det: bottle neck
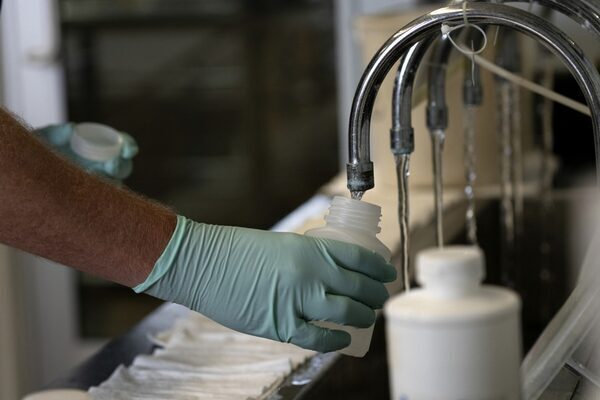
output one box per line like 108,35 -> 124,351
325,196 -> 382,235
416,246 -> 486,299
426,281 -> 481,299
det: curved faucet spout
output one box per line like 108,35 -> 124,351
448,0 -> 600,37
390,39 -> 433,156
390,0 -> 599,165
517,0 -> 600,37
427,37 -> 454,132
346,2 -> 600,195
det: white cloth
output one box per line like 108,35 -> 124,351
89,313 -> 315,399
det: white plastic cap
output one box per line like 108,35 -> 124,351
70,123 -> 123,162
416,246 -> 485,290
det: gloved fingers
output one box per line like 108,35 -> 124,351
326,268 -> 389,309
289,319 -> 351,353
319,239 -> 396,282
304,294 -> 376,328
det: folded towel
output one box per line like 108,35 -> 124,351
89,312 -> 315,399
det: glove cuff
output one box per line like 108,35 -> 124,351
133,214 -> 189,293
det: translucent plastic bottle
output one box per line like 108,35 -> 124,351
385,246 -> 522,399
305,196 -> 391,357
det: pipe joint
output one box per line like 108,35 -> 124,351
346,162 -> 375,192
390,127 -> 415,155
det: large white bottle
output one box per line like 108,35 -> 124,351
385,246 -> 522,400
306,196 -> 392,357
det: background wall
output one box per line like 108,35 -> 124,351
0,0 -> 100,396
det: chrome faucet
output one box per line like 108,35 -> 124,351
447,0 -> 600,37
346,2 -> 600,198
427,37 -> 454,246
388,0 -> 600,176
347,2 -> 600,398
386,0 -> 599,250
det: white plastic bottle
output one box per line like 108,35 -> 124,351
306,196 -> 391,357
385,246 -> 522,400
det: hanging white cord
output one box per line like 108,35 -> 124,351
441,3 -> 488,58
441,4 -> 592,117
472,55 -> 591,116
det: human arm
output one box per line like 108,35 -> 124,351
0,107 -> 175,286
0,107 -> 396,351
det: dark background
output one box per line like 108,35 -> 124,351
60,0 -> 339,338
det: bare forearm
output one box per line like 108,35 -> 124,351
0,108 -> 176,287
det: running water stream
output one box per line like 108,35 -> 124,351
395,154 -> 411,291
512,84 -> 524,246
497,80 -> 517,287
431,129 -> 446,248
539,62 -> 556,319
493,28 -> 523,288
464,105 -> 478,244
351,191 -> 364,201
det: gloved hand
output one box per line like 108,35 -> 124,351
135,216 -> 396,352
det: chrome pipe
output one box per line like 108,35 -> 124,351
347,2 -> 600,194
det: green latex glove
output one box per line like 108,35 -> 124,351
135,216 -> 396,352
